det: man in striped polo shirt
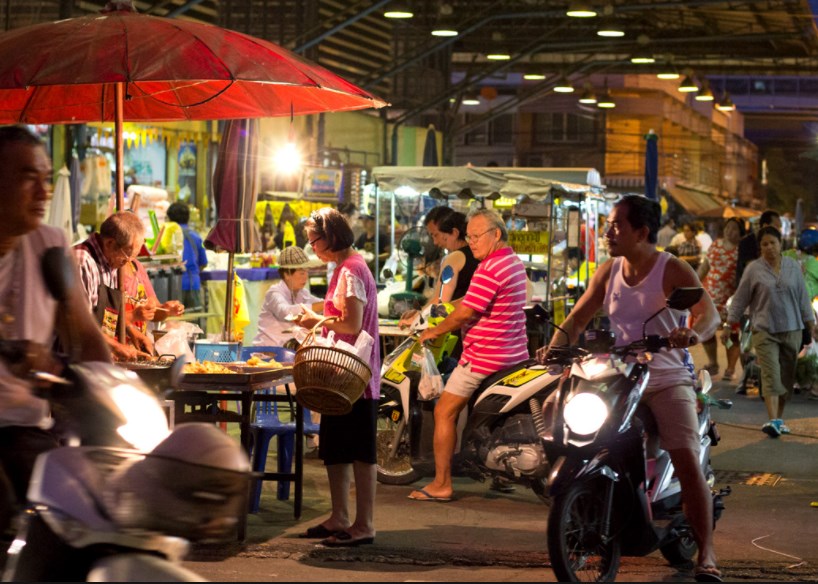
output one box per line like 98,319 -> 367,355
408,208 -> 528,502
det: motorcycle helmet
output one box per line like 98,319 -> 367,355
104,423 -> 252,541
798,228 -> 818,254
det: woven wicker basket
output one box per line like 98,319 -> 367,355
293,317 -> 372,416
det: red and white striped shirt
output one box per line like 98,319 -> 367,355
460,246 -> 529,374
73,233 -> 117,311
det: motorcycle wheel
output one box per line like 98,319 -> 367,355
376,385 -> 421,485
659,531 -> 697,567
547,480 -> 621,582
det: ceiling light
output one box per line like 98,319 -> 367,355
597,89 -> 615,108
384,3 -> 413,19
656,65 -> 680,80
630,54 -> 655,64
566,1 -> 598,17
695,82 -> 715,101
523,71 -> 547,81
678,75 -> 698,92
431,23 -> 458,37
487,52 -> 511,60
716,93 -> 735,112
462,94 -> 480,106
578,83 -> 597,104
596,17 -> 624,37
553,76 -> 575,93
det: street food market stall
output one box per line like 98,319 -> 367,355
369,166 -> 610,334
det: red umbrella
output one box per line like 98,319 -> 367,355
0,0 -> 387,209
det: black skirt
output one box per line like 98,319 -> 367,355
318,397 -> 378,465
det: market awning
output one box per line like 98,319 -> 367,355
664,185 -> 722,216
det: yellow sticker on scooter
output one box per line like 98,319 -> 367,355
501,368 -> 550,387
384,369 -> 406,383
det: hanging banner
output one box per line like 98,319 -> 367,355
303,166 -> 342,200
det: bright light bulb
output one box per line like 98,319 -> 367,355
274,142 -> 301,173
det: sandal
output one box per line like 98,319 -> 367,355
694,565 -> 723,582
722,369 -> 734,382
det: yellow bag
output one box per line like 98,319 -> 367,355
232,274 -> 250,341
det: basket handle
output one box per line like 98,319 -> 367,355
301,316 -> 339,347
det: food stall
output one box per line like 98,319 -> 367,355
369,165 -> 611,336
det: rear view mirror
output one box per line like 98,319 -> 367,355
666,287 -> 704,311
524,303 -> 551,322
41,247 -> 75,302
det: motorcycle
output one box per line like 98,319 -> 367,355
538,287 -> 732,581
376,300 -> 562,500
1,247 -> 253,582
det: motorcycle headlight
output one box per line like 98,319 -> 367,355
564,392 -> 608,435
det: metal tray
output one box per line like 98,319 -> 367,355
223,362 -> 294,374
181,366 -> 293,385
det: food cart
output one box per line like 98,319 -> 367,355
368,166 -> 611,335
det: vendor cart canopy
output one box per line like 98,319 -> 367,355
371,166 -> 603,199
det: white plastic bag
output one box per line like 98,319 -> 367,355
416,345 -> 443,401
155,328 -> 194,362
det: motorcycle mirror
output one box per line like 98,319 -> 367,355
438,265 -> 454,302
523,303 -> 551,322
666,287 -> 704,311
41,247 -> 75,302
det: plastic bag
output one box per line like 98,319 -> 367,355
155,328 -> 194,362
416,345 -> 443,401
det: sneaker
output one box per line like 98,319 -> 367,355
778,422 -> 791,435
761,421 -> 781,438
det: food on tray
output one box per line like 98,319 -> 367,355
245,356 -> 283,368
183,361 -> 234,374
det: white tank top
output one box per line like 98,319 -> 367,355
603,252 -> 695,391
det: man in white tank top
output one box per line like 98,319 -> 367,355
542,195 -> 721,581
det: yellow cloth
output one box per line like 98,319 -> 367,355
232,274 -> 250,342
158,221 -> 183,255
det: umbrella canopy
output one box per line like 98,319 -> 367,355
0,0 -> 387,209
644,130 -> 658,201
206,119 -> 260,255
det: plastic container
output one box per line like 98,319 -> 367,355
194,341 -> 241,362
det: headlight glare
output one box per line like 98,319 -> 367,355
564,393 -> 608,435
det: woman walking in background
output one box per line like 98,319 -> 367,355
724,226 -> 816,438
698,218 -> 745,381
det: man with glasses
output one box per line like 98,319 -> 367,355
74,211 -> 155,360
407,208 -> 529,502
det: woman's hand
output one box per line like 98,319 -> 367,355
132,300 -> 157,322
399,309 -> 419,328
294,304 -> 322,330
161,300 -> 185,317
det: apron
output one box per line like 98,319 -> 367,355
78,240 -> 124,340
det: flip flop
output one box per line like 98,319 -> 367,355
320,531 -> 375,547
407,488 -> 452,502
299,524 -> 339,539
694,565 -> 723,582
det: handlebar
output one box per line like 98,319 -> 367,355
536,334 -> 676,366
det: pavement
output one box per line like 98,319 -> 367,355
184,343 -> 818,582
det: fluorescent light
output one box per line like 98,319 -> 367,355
431,26 -> 458,37
716,94 -> 735,112
566,2 -> 597,17
578,84 -> 597,104
597,90 -> 615,108
462,95 -> 480,105
631,55 -> 655,64
678,75 -> 698,92
384,8 -> 413,19
523,72 -> 547,80
487,53 -> 511,60
553,77 -> 575,93
597,17 -> 624,37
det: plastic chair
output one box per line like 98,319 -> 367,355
243,346 -> 320,511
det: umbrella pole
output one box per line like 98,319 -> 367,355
224,252 -> 235,342
115,82 -> 125,212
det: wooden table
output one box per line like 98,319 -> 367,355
166,367 -> 302,541
378,320 -> 411,358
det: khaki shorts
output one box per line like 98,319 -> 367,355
641,384 -> 700,455
751,329 -> 801,399
443,362 -> 488,398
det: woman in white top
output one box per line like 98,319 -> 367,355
253,246 -> 323,348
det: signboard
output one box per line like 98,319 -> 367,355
303,166 -> 343,200
509,230 -> 549,254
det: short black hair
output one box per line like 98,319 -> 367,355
757,225 -> 781,248
759,209 -> 780,228
166,201 -> 190,224
423,206 -> 454,227
337,201 -> 358,218
614,195 -> 660,244
436,211 -> 467,239
0,125 -> 44,160
723,217 -> 746,238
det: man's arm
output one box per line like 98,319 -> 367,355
65,275 -> 112,363
418,303 -> 476,343
663,255 -> 719,344
547,259 -> 613,348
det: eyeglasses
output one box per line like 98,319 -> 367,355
114,245 -> 137,263
465,228 -> 496,244
308,235 -> 323,247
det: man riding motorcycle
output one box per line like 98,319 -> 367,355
539,195 -> 722,582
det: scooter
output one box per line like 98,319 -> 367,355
376,298 -> 562,500
538,287 -> 732,582
1,247 -> 253,582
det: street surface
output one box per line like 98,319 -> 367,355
184,344 -> 818,582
